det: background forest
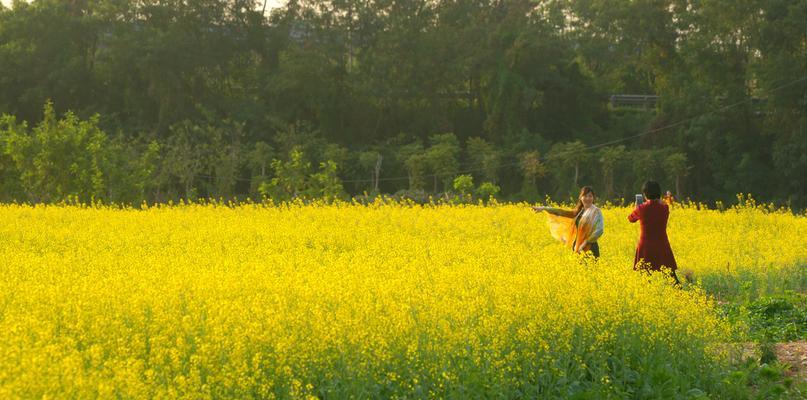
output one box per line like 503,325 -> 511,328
0,0 -> 804,207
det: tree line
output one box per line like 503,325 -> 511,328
0,0 -> 804,206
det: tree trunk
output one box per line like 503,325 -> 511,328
373,155 -> 382,192
604,169 -> 613,199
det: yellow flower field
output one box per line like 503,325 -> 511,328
0,202 -> 803,398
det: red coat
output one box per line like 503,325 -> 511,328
628,200 -> 678,271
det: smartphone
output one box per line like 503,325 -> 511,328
635,194 -> 644,206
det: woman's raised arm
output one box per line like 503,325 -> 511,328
533,206 -> 576,218
628,206 -> 641,223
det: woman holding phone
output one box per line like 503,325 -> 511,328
532,186 -> 604,257
629,181 -> 680,283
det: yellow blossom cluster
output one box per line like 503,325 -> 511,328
0,201 -> 801,398
598,202 -> 806,296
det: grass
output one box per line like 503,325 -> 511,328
700,265 -> 807,399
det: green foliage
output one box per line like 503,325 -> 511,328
309,160 -> 346,201
0,0 -> 804,207
358,150 -> 382,193
466,137 -> 500,184
136,141 -> 162,202
425,133 -> 460,193
722,294 -> 807,342
258,148 -> 345,202
259,148 -> 311,201
598,145 -> 627,199
476,182 -> 500,200
719,357 -> 798,400
1,102 -> 109,202
400,143 -> 428,192
518,150 -> 547,200
248,141 -> 276,196
452,174 -> 474,197
547,141 -> 591,197
663,152 -> 689,198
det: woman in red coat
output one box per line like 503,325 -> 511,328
629,181 -> 679,283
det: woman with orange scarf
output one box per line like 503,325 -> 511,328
532,186 -> 604,257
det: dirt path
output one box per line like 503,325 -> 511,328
776,341 -> 807,383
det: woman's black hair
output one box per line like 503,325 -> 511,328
642,180 -> 661,200
572,186 -> 595,215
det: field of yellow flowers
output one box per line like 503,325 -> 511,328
0,201 -> 803,398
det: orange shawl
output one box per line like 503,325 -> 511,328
546,207 -> 603,253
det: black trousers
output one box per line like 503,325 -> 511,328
574,242 -> 600,258
589,242 -> 600,258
